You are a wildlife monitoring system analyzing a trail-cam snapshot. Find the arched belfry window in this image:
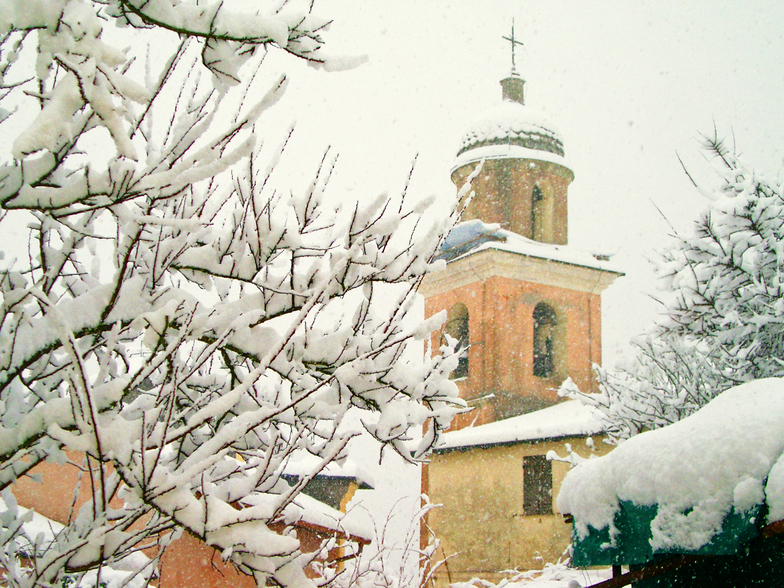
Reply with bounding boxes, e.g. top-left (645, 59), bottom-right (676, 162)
top-left (531, 183), bottom-right (554, 242)
top-left (533, 303), bottom-right (556, 378)
top-left (443, 303), bottom-right (469, 379)
top-left (531, 184), bottom-right (544, 240)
